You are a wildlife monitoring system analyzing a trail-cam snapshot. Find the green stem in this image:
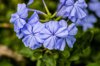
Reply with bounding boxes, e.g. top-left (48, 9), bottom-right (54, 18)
top-left (40, 19), bottom-right (49, 23)
top-left (51, 12), bottom-right (57, 18)
top-left (42, 0), bottom-right (51, 16)
top-left (55, 16), bottom-right (62, 21)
